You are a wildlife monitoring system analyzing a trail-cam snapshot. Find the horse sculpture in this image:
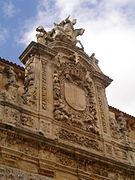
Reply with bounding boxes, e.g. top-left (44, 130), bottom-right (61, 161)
top-left (72, 28), bottom-right (85, 50)
top-left (52, 24), bottom-right (85, 50)
top-left (36, 16), bottom-right (85, 50)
